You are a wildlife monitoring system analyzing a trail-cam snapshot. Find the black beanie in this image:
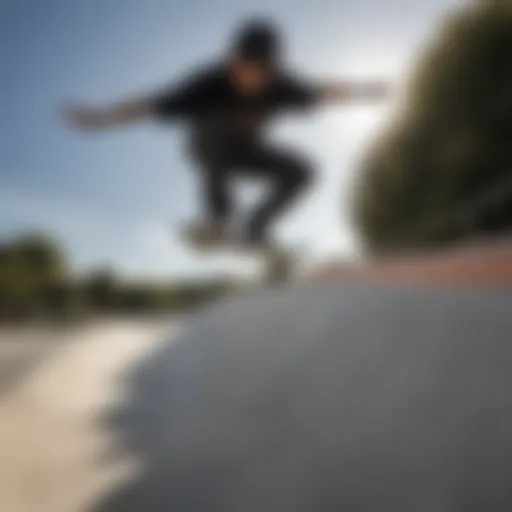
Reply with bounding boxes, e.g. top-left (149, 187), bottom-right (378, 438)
top-left (233, 19), bottom-right (282, 64)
